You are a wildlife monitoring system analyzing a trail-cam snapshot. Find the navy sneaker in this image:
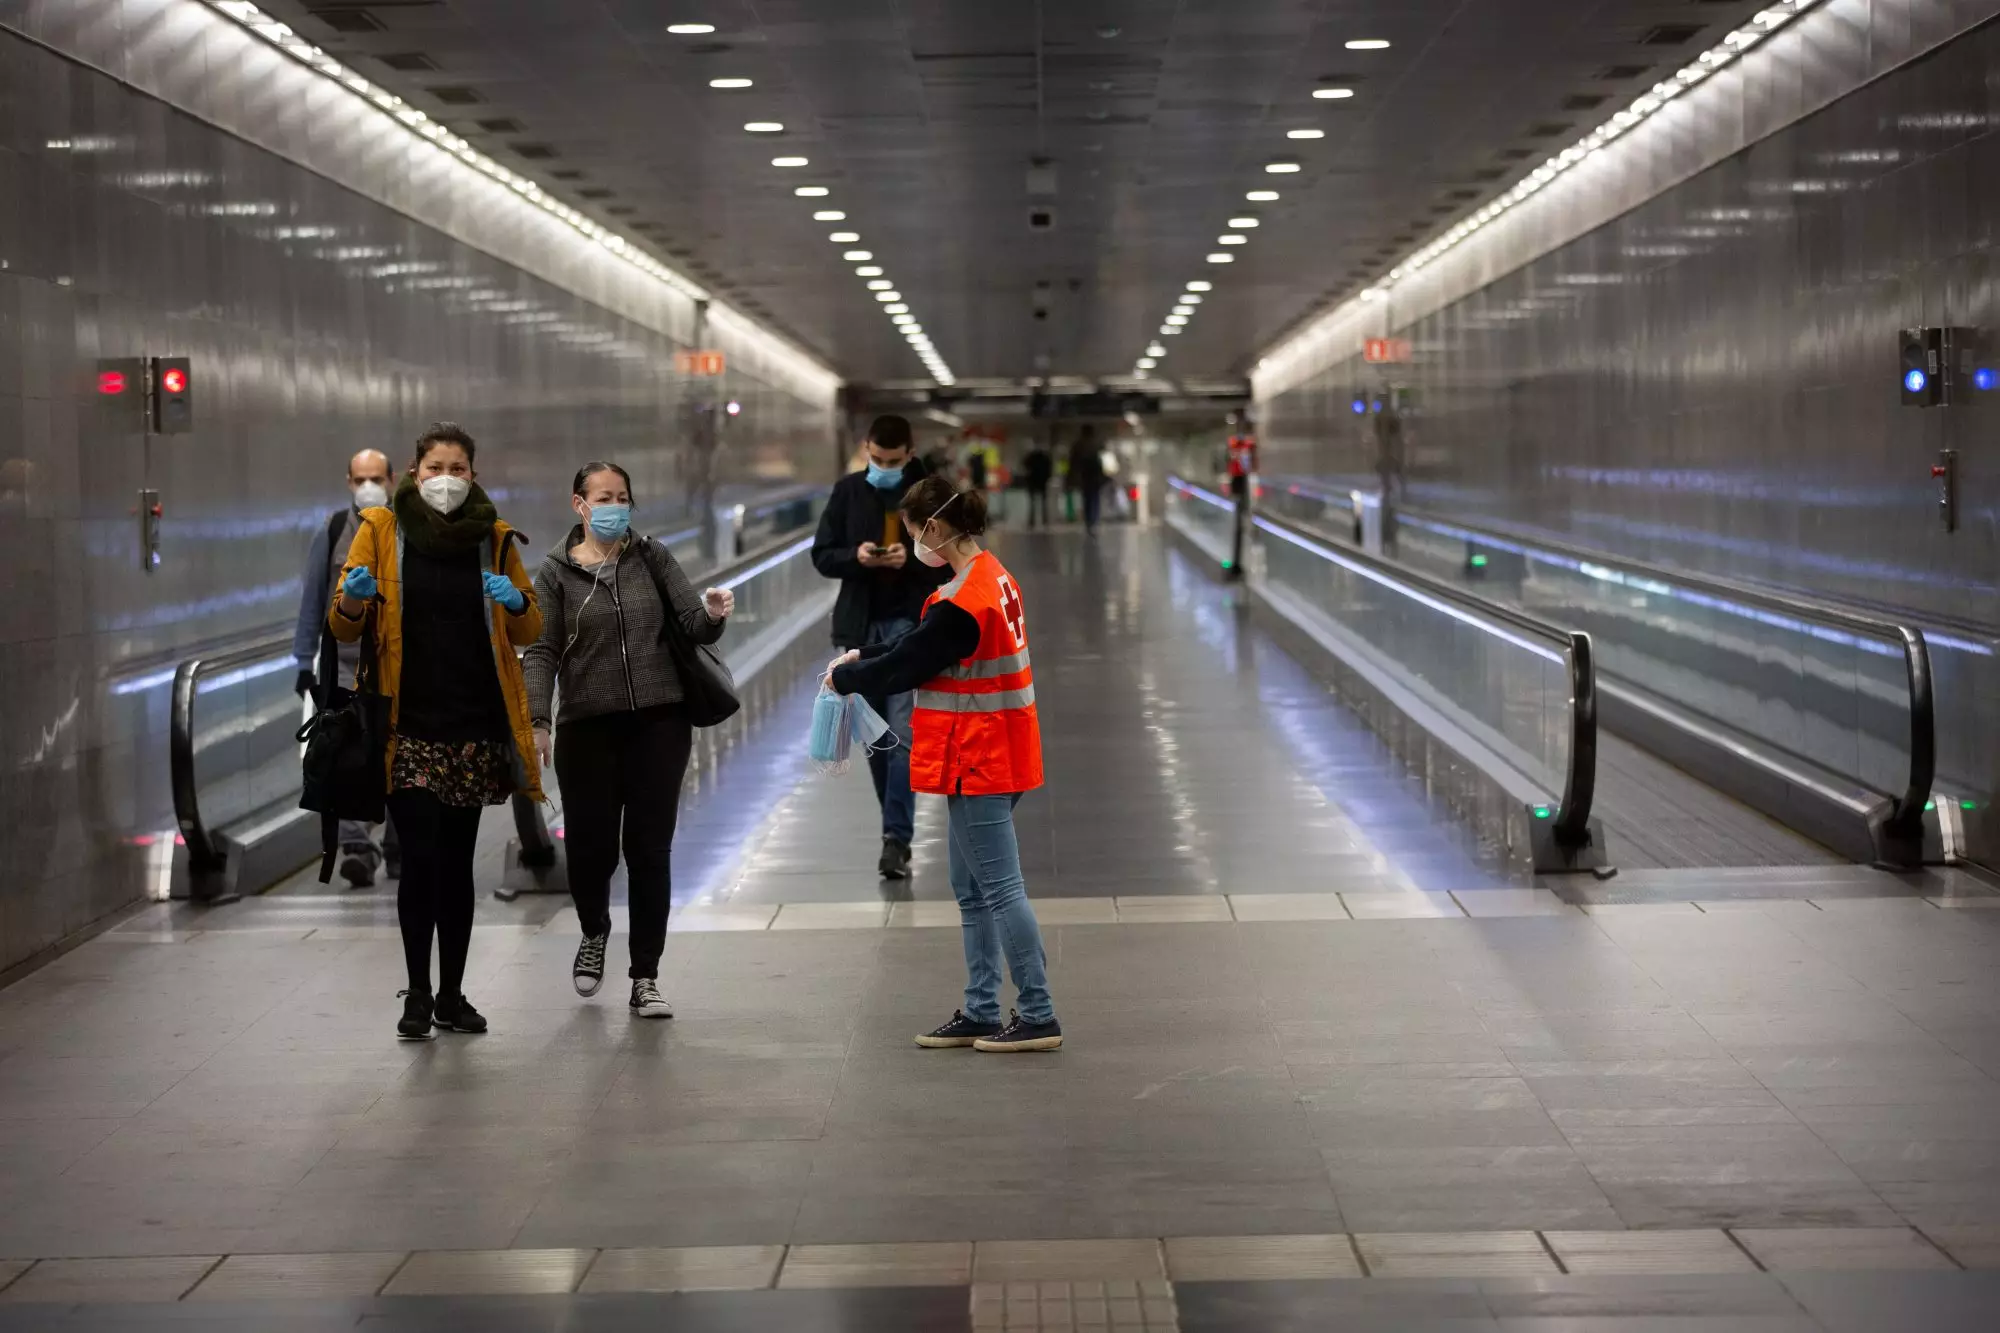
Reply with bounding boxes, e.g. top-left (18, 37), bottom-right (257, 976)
top-left (432, 993), bottom-right (488, 1034)
top-left (915, 1009), bottom-right (1003, 1048)
top-left (974, 1010), bottom-right (1063, 1053)
top-left (396, 989), bottom-right (434, 1041)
